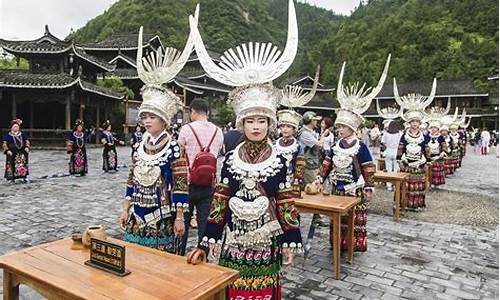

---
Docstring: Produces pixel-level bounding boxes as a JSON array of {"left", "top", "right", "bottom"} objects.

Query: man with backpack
[{"left": 178, "top": 98, "right": 223, "bottom": 255}]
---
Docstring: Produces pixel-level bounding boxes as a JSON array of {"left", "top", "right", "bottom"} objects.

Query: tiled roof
[
  {"left": 73, "top": 45, "right": 115, "bottom": 72},
  {"left": 0, "top": 70, "right": 123, "bottom": 99},
  {"left": 110, "top": 68, "right": 139, "bottom": 79},
  {"left": 79, "top": 33, "right": 160, "bottom": 51},
  {"left": 174, "top": 76, "right": 231, "bottom": 93},
  {"left": 0, "top": 70, "right": 77, "bottom": 88},
  {"left": 108, "top": 53, "right": 136, "bottom": 68},
  {"left": 79, "top": 80, "right": 124, "bottom": 99},
  {"left": 188, "top": 49, "right": 222, "bottom": 62},
  {"left": 298, "top": 92, "right": 338, "bottom": 110},
  {"left": 0, "top": 25, "right": 72, "bottom": 54}
]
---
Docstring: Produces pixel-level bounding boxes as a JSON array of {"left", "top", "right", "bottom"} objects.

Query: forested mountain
[{"left": 72, "top": 0, "right": 498, "bottom": 91}]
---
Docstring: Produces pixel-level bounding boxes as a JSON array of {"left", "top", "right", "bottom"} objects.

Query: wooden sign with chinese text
[{"left": 84, "top": 238, "right": 130, "bottom": 276}]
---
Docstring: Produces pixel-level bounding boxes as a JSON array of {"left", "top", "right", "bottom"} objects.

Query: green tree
[
  {"left": 97, "top": 76, "right": 134, "bottom": 99},
  {"left": 0, "top": 56, "right": 29, "bottom": 70}
]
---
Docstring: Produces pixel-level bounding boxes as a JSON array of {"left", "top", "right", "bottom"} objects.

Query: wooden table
[
  {"left": 0, "top": 238, "right": 239, "bottom": 300},
  {"left": 373, "top": 171, "right": 410, "bottom": 222},
  {"left": 293, "top": 194, "right": 359, "bottom": 280}
]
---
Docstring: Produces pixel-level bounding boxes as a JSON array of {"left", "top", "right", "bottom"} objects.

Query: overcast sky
[{"left": 0, "top": 0, "right": 360, "bottom": 40}]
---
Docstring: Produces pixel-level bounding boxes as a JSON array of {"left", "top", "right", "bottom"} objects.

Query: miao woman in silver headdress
[
  {"left": 423, "top": 101, "right": 451, "bottom": 187},
  {"left": 394, "top": 78, "right": 435, "bottom": 210},
  {"left": 316, "top": 56, "right": 390, "bottom": 252},
  {"left": 187, "top": 2, "right": 302, "bottom": 298},
  {"left": 119, "top": 18, "right": 195, "bottom": 252},
  {"left": 276, "top": 66, "right": 320, "bottom": 197}
]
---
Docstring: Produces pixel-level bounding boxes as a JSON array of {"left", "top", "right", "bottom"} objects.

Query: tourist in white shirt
[
  {"left": 381, "top": 121, "right": 402, "bottom": 190},
  {"left": 320, "top": 117, "right": 335, "bottom": 156},
  {"left": 480, "top": 128, "right": 491, "bottom": 155}
]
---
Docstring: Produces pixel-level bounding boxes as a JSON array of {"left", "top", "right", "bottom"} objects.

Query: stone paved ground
[
  {"left": 370, "top": 146, "right": 499, "bottom": 228},
  {"left": 0, "top": 146, "right": 498, "bottom": 299}
]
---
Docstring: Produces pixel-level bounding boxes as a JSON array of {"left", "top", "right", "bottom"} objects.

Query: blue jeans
[
  {"left": 385, "top": 148, "right": 398, "bottom": 172},
  {"left": 180, "top": 184, "right": 214, "bottom": 255}
]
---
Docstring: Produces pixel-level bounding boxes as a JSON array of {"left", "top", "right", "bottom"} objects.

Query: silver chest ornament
[
  {"left": 331, "top": 139, "right": 360, "bottom": 172},
  {"left": 407, "top": 143, "right": 421, "bottom": 156},
  {"left": 275, "top": 138, "right": 298, "bottom": 164},
  {"left": 228, "top": 195, "right": 269, "bottom": 222},
  {"left": 133, "top": 161, "right": 161, "bottom": 187},
  {"left": 405, "top": 131, "right": 424, "bottom": 158},
  {"left": 429, "top": 139, "right": 439, "bottom": 154},
  {"left": 133, "top": 132, "right": 173, "bottom": 187}
]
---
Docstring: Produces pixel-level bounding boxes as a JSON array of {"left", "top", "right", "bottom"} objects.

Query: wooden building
[{"left": 0, "top": 25, "right": 124, "bottom": 142}]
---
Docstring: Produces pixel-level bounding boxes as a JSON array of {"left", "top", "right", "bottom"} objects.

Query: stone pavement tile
[
  {"left": 364, "top": 274, "right": 394, "bottom": 286},
  {"left": 429, "top": 277, "right": 461, "bottom": 289},
  {"left": 356, "top": 266, "right": 384, "bottom": 277},
  {"left": 383, "top": 271, "right": 414, "bottom": 283},
  {"left": 369, "top": 283, "right": 402, "bottom": 297},
  {"left": 413, "top": 280, "right": 445, "bottom": 293},
  {"left": 444, "top": 287, "right": 480, "bottom": 300},
  {"left": 327, "top": 287, "right": 362, "bottom": 300},
  {"left": 324, "top": 278, "right": 354, "bottom": 290},
  {"left": 401, "top": 270, "right": 429, "bottom": 282},
  {"left": 380, "top": 293, "right": 401, "bottom": 300},
  {"left": 343, "top": 276, "right": 371, "bottom": 287},
  {"left": 349, "top": 284, "right": 384, "bottom": 299},
  {"left": 450, "top": 275, "right": 482, "bottom": 289},
  {"left": 420, "top": 268, "right": 450, "bottom": 280}
]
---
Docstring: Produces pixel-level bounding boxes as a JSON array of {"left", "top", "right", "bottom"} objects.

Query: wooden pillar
[
  {"left": 79, "top": 96, "right": 84, "bottom": 120},
  {"left": 96, "top": 104, "right": 101, "bottom": 143},
  {"left": 96, "top": 104, "right": 101, "bottom": 128},
  {"left": 12, "top": 94, "right": 17, "bottom": 119},
  {"left": 29, "top": 102, "right": 34, "bottom": 129},
  {"left": 65, "top": 96, "right": 71, "bottom": 130},
  {"left": 104, "top": 102, "right": 109, "bottom": 121},
  {"left": 123, "top": 99, "right": 129, "bottom": 135}
]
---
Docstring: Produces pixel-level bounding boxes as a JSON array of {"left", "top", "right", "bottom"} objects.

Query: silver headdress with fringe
[
  {"left": 394, "top": 78, "right": 436, "bottom": 122},
  {"left": 188, "top": 0, "right": 298, "bottom": 129},
  {"left": 335, "top": 54, "right": 391, "bottom": 131},
  {"left": 136, "top": 5, "right": 199, "bottom": 124},
  {"left": 277, "top": 65, "right": 320, "bottom": 129},
  {"left": 423, "top": 98, "right": 450, "bottom": 129},
  {"left": 376, "top": 99, "right": 402, "bottom": 128}
]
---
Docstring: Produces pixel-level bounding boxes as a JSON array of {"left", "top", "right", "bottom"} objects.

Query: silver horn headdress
[
  {"left": 277, "top": 65, "right": 320, "bottom": 129},
  {"left": 376, "top": 99, "right": 402, "bottom": 129},
  {"left": 450, "top": 108, "right": 467, "bottom": 130},
  {"left": 136, "top": 5, "right": 199, "bottom": 124},
  {"left": 460, "top": 111, "right": 472, "bottom": 129},
  {"left": 439, "top": 107, "right": 459, "bottom": 131},
  {"left": 423, "top": 98, "right": 450, "bottom": 129},
  {"left": 394, "top": 77, "right": 436, "bottom": 123},
  {"left": 189, "top": 0, "right": 298, "bottom": 129},
  {"left": 335, "top": 54, "right": 391, "bottom": 131}
]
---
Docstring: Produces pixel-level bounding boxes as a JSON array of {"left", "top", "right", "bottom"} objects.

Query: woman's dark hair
[
  {"left": 190, "top": 98, "right": 209, "bottom": 114},
  {"left": 387, "top": 120, "right": 400, "bottom": 134},
  {"left": 322, "top": 117, "right": 334, "bottom": 128}
]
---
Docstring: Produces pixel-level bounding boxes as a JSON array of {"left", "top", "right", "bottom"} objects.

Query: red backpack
[{"left": 187, "top": 124, "right": 218, "bottom": 186}]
